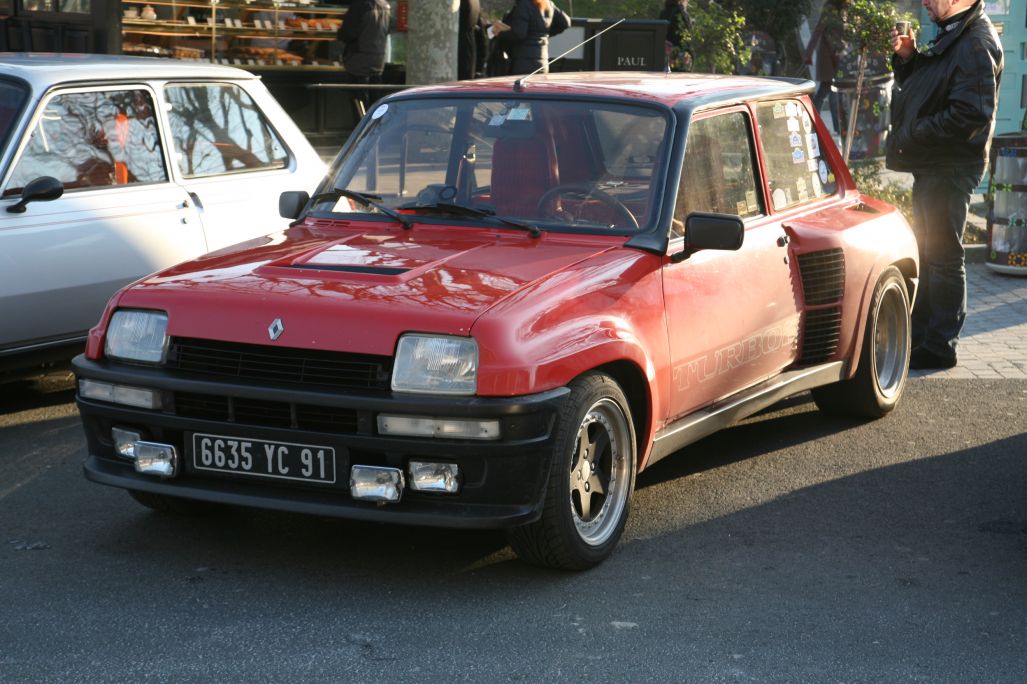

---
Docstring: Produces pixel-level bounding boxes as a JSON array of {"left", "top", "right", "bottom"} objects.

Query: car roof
[
  {"left": 397, "top": 71, "right": 815, "bottom": 110},
  {"left": 0, "top": 53, "right": 257, "bottom": 89}
]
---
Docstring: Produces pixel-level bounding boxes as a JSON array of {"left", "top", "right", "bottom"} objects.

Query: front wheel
[
  {"left": 507, "top": 372, "right": 636, "bottom": 570},
  {"left": 812, "top": 266, "right": 911, "bottom": 418}
]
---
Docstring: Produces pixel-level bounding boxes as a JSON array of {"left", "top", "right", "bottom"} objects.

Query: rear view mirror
[
  {"left": 672, "top": 212, "right": 745, "bottom": 262},
  {"left": 279, "top": 190, "right": 309, "bottom": 220},
  {"left": 6, "top": 176, "right": 64, "bottom": 213}
]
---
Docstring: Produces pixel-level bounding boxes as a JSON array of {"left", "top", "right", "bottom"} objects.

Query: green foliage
[
  {"left": 685, "top": 1, "right": 750, "bottom": 74},
  {"left": 833, "top": 0, "right": 919, "bottom": 66},
  {"left": 849, "top": 160, "right": 912, "bottom": 221},
  {"left": 730, "top": 0, "right": 810, "bottom": 47}
]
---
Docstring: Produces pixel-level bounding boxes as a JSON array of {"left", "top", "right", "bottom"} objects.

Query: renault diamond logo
[{"left": 268, "top": 318, "right": 284, "bottom": 341}]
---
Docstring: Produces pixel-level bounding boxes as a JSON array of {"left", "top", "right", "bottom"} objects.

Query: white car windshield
[
  {"left": 318, "top": 96, "right": 671, "bottom": 233},
  {"left": 0, "top": 80, "right": 28, "bottom": 158}
]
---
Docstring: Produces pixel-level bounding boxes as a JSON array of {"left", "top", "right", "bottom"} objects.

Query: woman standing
[{"left": 499, "top": 0, "right": 571, "bottom": 75}]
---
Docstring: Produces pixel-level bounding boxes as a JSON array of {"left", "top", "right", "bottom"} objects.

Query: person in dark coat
[
  {"left": 803, "top": 0, "right": 846, "bottom": 133},
  {"left": 458, "top": 0, "right": 488, "bottom": 79},
  {"left": 885, "top": 0, "right": 1003, "bottom": 369},
  {"left": 659, "top": 0, "right": 693, "bottom": 72},
  {"left": 337, "top": 0, "right": 391, "bottom": 82},
  {"left": 498, "top": 0, "right": 571, "bottom": 75}
]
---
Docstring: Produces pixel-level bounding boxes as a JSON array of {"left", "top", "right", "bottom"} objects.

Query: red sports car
[{"left": 73, "top": 73, "right": 918, "bottom": 569}]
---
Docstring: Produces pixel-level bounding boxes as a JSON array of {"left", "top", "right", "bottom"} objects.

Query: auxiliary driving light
[
  {"left": 377, "top": 414, "right": 500, "bottom": 440},
  {"left": 350, "top": 465, "right": 404, "bottom": 503},
  {"left": 133, "top": 441, "right": 178, "bottom": 477},
  {"left": 111, "top": 427, "right": 143, "bottom": 459},
  {"left": 408, "top": 462, "right": 461, "bottom": 494}
]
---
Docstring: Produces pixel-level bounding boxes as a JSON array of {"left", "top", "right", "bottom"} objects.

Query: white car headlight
[
  {"left": 105, "top": 310, "right": 169, "bottom": 365},
  {"left": 391, "top": 334, "right": 477, "bottom": 395}
]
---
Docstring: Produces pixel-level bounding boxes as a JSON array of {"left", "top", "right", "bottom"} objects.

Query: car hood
[{"left": 116, "top": 221, "right": 619, "bottom": 356}]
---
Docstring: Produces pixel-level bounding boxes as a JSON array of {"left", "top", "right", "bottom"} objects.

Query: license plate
[{"left": 191, "top": 433, "right": 336, "bottom": 484}]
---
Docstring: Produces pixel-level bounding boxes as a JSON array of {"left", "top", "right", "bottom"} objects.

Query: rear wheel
[
  {"left": 812, "top": 266, "right": 910, "bottom": 418},
  {"left": 128, "top": 490, "right": 224, "bottom": 516},
  {"left": 507, "top": 372, "right": 636, "bottom": 570}
]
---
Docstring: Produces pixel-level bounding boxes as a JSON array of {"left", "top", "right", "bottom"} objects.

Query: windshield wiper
[
  {"left": 309, "top": 187, "right": 412, "bottom": 230},
  {"left": 403, "top": 202, "right": 542, "bottom": 238}
]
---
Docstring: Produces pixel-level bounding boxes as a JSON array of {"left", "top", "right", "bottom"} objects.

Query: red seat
[{"left": 490, "top": 133, "right": 559, "bottom": 218}]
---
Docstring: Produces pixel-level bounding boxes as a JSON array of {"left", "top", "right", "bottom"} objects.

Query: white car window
[
  {"left": 164, "top": 83, "right": 288, "bottom": 178},
  {"left": 4, "top": 88, "right": 167, "bottom": 197}
]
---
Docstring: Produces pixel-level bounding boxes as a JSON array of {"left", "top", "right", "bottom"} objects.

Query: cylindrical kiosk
[{"left": 986, "top": 132, "right": 1027, "bottom": 275}]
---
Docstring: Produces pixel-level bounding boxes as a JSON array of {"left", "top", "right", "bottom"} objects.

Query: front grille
[
  {"left": 175, "top": 392, "right": 360, "bottom": 434},
  {"left": 797, "top": 249, "right": 845, "bottom": 305},
  {"left": 166, "top": 337, "right": 392, "bottom": 392},
  {"left": 799, "top": 308, "right": 842, "bottom": 364}
]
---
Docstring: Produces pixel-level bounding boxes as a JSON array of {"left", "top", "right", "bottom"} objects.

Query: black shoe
[{"left": 909, "top": 345, "right": 957, "bottom": 370}]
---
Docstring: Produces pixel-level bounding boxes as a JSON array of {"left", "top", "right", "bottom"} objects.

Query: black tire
[
  {"left": 128, "top": 489, "right": 225, "bottom": 516},
  {"left": 812, "top": 266, "right": 910, "bottom": 418},
  {"left": 507, "top": 372, "right": 637, "bottom": 570}
]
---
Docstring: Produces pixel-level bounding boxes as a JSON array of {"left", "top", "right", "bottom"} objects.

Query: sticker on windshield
[
  {"left": 488, "top": 114, "right": 506, "bottom": 126},
  {"left": 819, "top": 160, "right": 830, "bottom": 184},
  {"left": 506, "top": 106, "right": 531, "bottom": 121},
  {"left": 806, "top": 133, "right": 820, "bottom": 158},
  {"left": 371, "top": 104, "right": 388, "bottom": 120}
]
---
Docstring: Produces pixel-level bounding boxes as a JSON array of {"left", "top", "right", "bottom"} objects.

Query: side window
[
  {"left": 165, "top": 83, "right": 288, "bottom": 178},
  {"left": 675, "top": 111, "right": 762, "bottom": 234},
  {"left": 755, "top": 99, "right": 838, "bottom": 211},
  {"left": 4, "top": 89, "right": 166, "bottom": 197}
]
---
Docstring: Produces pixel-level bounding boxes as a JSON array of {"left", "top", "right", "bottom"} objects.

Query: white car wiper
[{"left": 404, "top": 202, "right": 542, "bottom": 238}]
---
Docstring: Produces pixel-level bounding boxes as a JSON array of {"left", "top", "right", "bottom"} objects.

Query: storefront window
[
  {"left": 60, "top": 0, "right": 90, "bottom": 13},
  {"left": 19, "top": 0, "right": 90, "bottom": 12}
]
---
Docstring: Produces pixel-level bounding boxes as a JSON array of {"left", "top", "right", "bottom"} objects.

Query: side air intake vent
[
  {"left": 797, "top": 248, "right": 845, "bottom": 305},
  {"left": 799, "top": 308, "right": 842, "bottom": 364}
]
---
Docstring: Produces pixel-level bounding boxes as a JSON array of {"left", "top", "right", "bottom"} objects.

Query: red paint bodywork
[{"left": 85, "top": 73, "right": 918, "bottom": 472}]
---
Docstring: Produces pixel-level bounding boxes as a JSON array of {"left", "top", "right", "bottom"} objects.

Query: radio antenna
[{"left": 514, "top": 18, "right": 626, "bottom": 92}]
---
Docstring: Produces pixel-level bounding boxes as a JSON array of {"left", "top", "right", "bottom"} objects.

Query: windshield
[
  {"left": 0, "top": 80, "right": 28, "bottom": 158},
  {"left": 319, "top": 96, "right": 671, "bottom": 233}
]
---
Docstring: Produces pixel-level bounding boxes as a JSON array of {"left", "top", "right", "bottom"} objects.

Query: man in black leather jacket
[{"left": 885, "top": 0, "right": 1003, "bottom": 370}]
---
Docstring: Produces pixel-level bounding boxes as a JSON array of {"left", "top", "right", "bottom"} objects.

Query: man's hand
[{"left": 891, "top": 28, "right": 916, "bottom": 61}]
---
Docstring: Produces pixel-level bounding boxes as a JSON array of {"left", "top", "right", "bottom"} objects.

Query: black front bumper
[{"left": 73, "top": 355, "right": 570, "bottom": 529}]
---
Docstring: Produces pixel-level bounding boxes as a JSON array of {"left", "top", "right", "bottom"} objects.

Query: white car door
[
  {"left": 161, "top": 80, "right": 325, "bottom": 252},
  {"left": 0, "top": 85, "right": 205, "bottom": 354}
]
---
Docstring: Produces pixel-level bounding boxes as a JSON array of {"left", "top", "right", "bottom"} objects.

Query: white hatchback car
[{"left": 0, "top": 54, "right": 325, "bottom": 378}]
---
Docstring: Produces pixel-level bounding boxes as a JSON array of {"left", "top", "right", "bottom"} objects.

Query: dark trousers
[{"left": 910, "top": 173, "right": 980, "bottom": 361}]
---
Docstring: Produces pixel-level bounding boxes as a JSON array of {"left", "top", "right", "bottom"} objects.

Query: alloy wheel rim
[
  {"left": 874, "top": 283, "right": 910, "bottom": 398},
  {"left": 568, "top": 397, "right": 631, "bottom": 546}
]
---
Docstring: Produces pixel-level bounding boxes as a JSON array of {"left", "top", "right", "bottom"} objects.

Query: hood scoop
[{"left": 286, "top": 263, "right": 409, "bottom": 276}]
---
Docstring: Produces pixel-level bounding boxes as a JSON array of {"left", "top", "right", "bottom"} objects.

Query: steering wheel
[{"left": 536, "top": 183, "right": 639, "bottom": 229}]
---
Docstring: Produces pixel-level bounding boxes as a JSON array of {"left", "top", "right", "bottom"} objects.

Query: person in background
[
  {"left": 498, "top": 0, "right": 570, "bottom": 76},
  {"left": 337, "top": 0, "right": 390, "bottom": 85},
  {"left": 803, "top": 0, "right": 846, "bottom": 134},
  {"left": 885, "top": 0, "right": 1003, "bottom": 369},
  {"left": 459, "top": 0, "right": 488, "bottom": 79},
  {"left": 659, "top": 0, "right": 693, "bottom": 72}
]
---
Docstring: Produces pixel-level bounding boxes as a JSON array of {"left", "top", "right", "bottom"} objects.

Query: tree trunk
[
  {"left": 407, "top": 0, "right": 459, "bottom": 85},
  {"left": 843, "top": 48, "right": 868, "bottom": 164}
]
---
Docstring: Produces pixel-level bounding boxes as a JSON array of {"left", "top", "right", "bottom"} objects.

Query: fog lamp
[
  {"left": 134, "top": 441, "right": 178, "bottom": 477},
  {"left": 350, "top": 465, "right": 404, "bottom": 503},
  {"left": 408, "top": 461, "right": 460, "bottom": 494},
  {"left": 111, "top": 427, "right": 142, "bottom": 459}
]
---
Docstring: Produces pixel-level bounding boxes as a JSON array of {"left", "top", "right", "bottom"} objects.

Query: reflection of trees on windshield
[
  {"left": 165, "top": 84, "right": 286, "bottom": 177},
  {"left": 4, "top": 89, "right": 165, "bottom": 197},
  {"left": 0, "top": 82, "right": 28, "bottom": 154}
]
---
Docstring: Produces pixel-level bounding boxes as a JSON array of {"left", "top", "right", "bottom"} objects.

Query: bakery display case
[{"left": 119, "top": 0, "right": 346, "bottom": 68}]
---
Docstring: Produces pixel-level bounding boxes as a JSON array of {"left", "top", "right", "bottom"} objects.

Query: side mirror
[
  {"left": 279, "top": 190, "right": 310, "bottom": 220},
  {"left": 6, "top": 176, "right": 64, "bottom": 213},
  {"left": 673, "top": 212, "right": 745, "bottom": 262}
]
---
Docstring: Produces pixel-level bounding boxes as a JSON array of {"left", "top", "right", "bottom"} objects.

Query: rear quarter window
[
  {"left": 755, "top": 100, "right": 838, "bottom": 211},
  {"left": 165, "top": 83, "right": 288, "bottom": 178}
]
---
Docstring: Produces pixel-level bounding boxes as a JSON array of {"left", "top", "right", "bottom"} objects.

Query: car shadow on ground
[{"left": 0, "top": 369, "right": 75, "bottom": 414}]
